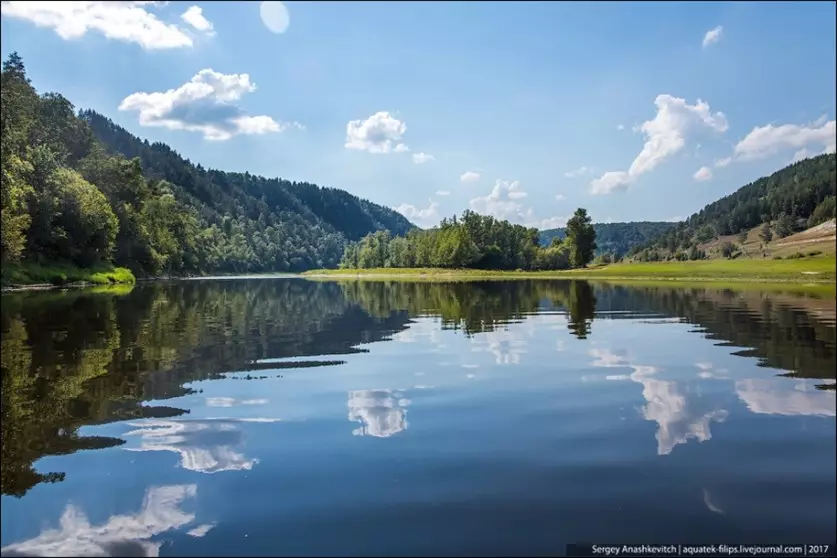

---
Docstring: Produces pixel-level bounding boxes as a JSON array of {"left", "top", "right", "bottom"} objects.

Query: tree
[
  {"left": 774, "top": 213, "right": 796, "bottom": 238},
  {"left": 760, "top": 222, "right": 773, "bottom": 244},
  {"left": 565, "top": 208, "right": 597, "bottom": 268},
  {"left": 737, "top": 231, "right": 748, "bottom": 244},
  {"left": 720, "top": 240, "right": 736, "bottom": 259}
]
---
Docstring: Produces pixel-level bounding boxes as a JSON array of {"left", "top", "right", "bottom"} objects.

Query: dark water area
[{"left": 1, "top": 279, "right": 835, "bottom": 557}]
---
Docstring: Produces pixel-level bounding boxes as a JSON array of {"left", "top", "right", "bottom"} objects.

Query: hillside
[
  {"left": 629, "top": 154, "right": 836, "bottom": 261},
  {"left": 540, "top": 222, "right": 674, "bottom": 258},
  {"left": 0, "top": 53, "right": 414, "bottom": 279}
]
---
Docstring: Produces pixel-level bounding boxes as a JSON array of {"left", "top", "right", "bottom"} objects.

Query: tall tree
[{"left": 565, "top": 208, "right": 597, "bottom": 268}]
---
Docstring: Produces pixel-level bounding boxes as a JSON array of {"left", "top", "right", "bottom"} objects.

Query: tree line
[
  {"left": 339, "top": 208, "right": 598, "bottom": 270},
  {"left": 539, "top": 221, "right": 674, "bottom": 260},
  {"left": 628, "top": 153, "right": 836, "bottom": 261},
  {"left": 0, "top": 53, "right": 414, "bottom": 280}
]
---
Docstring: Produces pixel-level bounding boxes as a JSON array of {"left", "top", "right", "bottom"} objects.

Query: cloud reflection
[
  {"left": 348, "top": 389, "right": 409, "bottom": 438},
  {"left": 0, "top": 484, "right": 201, "bottom": 557},
  {"left": 123, "top": 418, "right": 279, "bottom": 473},
  {"left": 471, "top": 328, "right": 527, "bottom": 365},
  {"left": 735, "top": 379, "right": 836, "bottom": 416},
  {"left": 591, "top": 349, "right": 728, "bottom": 455}
]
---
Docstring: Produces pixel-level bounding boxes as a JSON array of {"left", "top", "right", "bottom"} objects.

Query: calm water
[{"left": 1, "top": 279, "right": 835, "bottom": 557}]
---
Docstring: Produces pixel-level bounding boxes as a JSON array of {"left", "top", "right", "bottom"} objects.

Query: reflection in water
[
  {"left": 0, "top": 484, "right": 207, "bottom": 557},
  {"left": 348, "top": 390, "right": 410, "bottom": 438},
  {"left": 0, "top": 275, "right": 834, "bottom": 553},
  {"left": 123, "top": 418, "right": 279, "bottom": 474},
  {"left": 471, "top": 328, "right": 528, "bottom": 365},
  {"left": 592, "top": 349, "right": 729, "bottom": 455},
  {"left": 735, "top": 379, "right": 836, "bottom": 417}
]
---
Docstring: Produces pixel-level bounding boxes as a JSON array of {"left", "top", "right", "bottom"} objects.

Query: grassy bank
[
  {"left": 1, "top": 261, "right": 136, "bottom": 289},
  {"left": 303, "top": 255, "right": 837, "bottom": 283}
]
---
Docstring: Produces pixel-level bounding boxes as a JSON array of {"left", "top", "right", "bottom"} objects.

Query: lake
[{"left": 1, "top": 278, "right": 835, "bottom": 557}]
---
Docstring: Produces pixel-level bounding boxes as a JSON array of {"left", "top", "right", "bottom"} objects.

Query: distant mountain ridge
[{"left": 540, "top": 222, "right": 675, "bottom": 258}]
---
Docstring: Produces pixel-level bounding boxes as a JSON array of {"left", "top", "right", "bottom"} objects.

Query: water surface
[{"left": 1, "top": 279, "right": 835, "bottom": 556}]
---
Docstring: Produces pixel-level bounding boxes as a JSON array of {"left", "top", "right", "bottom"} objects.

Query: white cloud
[
  {"left": 555, "top": 194, "right": 567, "bottom": 201},
  {"left": 617, "top": 124, "right": 625, "bottom": 131},
  {"left": 702, "top": 25, "right": 723, "bottom": 48},
  {"left": 693, "top": 166, "right": 713, "bottom": 182},
  {"left": 345, "top": 111, "right": 408, "bottom": 154},
  {"left": 119, "top": 69, "right": 300, "bottom": 141},
  {"left": 0, "top": 1, "right": 195, "bottom": 49},
  {"left": 729, "top": 118, "right": 835, "bottom": 162},
  {"left": 396, "top": 199, "right": 439, "bottom": 226},
  {"left": 533, "top": 215, "right": 569, "bottom": 229},
  {"left": 436, "top": 190, "right": 450, "bottom": 196},
  {"left": 590, "top": 94, "right": 728, "bottom": 194},
  {"left": 563, "top": 165, "right": 594, "bottom": 178},
  {"left": 412, "top": 152, "right": 435, "bottom": 164},
  {"left": 460, "top": 171, "right": 480, "bottom": 183},
  {"left": 469, "top": 179, "right": 531, "bottom": 221},
  {"left": 181, "top": 5, "right": 214, "bottom": 35},
  {"left": 791, "top": 148, "right": 812, "bottom": 163}
]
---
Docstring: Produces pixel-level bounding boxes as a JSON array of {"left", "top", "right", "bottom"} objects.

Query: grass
[
  {"left": 1, "top": 261, "right": 136, "bottom": 289},
  {"left": 303, "top": 255, "right": 837, "bottom": 284}
]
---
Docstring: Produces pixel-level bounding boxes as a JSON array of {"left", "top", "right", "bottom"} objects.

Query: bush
[{"left": 806, "top": 250, "right": 823, "bottom": 257}]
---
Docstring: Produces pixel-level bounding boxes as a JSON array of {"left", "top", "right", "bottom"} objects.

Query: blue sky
[{"left": 2, "top": 1, "right": 835, "bottom": 229}]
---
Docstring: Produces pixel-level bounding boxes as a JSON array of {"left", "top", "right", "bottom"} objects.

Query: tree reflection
[{"left": 2, "top": 278, "right": 833, "bottom": 497}]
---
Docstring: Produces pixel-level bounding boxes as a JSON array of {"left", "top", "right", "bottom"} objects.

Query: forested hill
[
  {"left": 79, "top": 110, "right": 414, "bottom": 244},
  {"left": 628, "top": 154, "right": 836, "bottom": 260},
  {"left": 1, "top": 52, "right": 413, "bottom": 279},
  {"left": 539, "top": 222, "right": 674, "bottom": 258}
]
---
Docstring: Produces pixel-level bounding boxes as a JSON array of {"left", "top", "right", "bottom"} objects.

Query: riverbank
[
  {"left": 302, "top": 255, "right": 837, "bottom": 283},
  {"left": 1, "top": 262, "right": 136, "bottom": 292}
]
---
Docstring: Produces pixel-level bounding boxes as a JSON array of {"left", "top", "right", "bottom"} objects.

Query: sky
[{"left": 1, "top": 1, "right": 835, "bottom": 229}]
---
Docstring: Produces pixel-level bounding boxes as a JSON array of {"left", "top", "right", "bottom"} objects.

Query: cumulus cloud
[
  {"left": 460, "top": 171, "right": 480, "bottom": 183},
  {"left": 119, "top": 69, "right": 301, "bottom": 141},
  {"left": 469, "top": 179, "right": 532, "bottom": 222},
  {"left": 181, "top": 5, "right": 214, "bottom": 35},
  {"left": 563, "top": 166, "right": 594, "bottom": 178},
  {"left": 412, "top": 152, "right": 435, "bottom": 164},
  {"left": 436, "top": 190, "right": 450, "bottom": 196},
  {"left": 0, "top": 1, "right": 196, "bottom": 49},
  {"left": 735, "top": 379, "right": 835, "bottom": 417},
  {"left": 617, "top": 124, "right": 625, "bottom": 131},
  {"left": 590, "top": 94, "right": 728, "bottom": 194},
  {"left": 345, "top": 111, "right": 409, "bottom": 154},
  {"left": 555, "top": 194, "right": 567, "bottom": 201},
  {"left": 693, "top": 166, "right": 713, "bottom": 182},
  {"left": 726, "top": 117, "right": 835, "bottom": 163},
  {"left": 702, "top": 25, "right": 723, "bottom": 48},
  {"left": 396, "top": 200, "right": 440, "bottom": 226}
]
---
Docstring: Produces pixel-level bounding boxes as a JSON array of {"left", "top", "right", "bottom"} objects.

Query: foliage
[
  {"left": 1, "top": 261, "right": 135, "bottom": 287},
  {"left": 565, "top": 208, "right": 597, "bottom": 268},
  {"left": 808, "top": 196, "right": 835, "bottom": 228},
  {"left": 0, "top": 53, "right": 414, "bottom": 276},
  {"left": 760, "top": 222, "right": 773, "bottom": 244},
  {"left": 339, "top": 209, "right": 595, "bottom": 271}
]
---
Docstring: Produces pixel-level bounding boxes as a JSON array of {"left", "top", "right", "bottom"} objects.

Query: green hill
[
  {"left": 0, "top": 53, "right": 414, "bottom": 281},
  {"left": 629, "top": 154, "right": 836, "bottom": 261}
]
